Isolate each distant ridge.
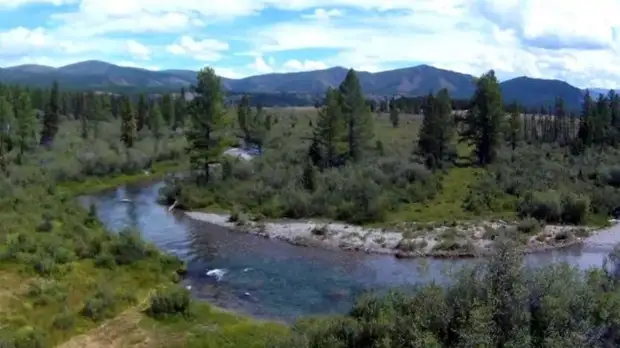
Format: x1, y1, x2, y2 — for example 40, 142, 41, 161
0, 60, 593, 109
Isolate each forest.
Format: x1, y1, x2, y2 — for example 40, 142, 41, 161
160, 68, 620, 256
3, 65, 620, 347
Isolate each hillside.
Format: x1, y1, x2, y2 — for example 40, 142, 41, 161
0, 60, 586, 109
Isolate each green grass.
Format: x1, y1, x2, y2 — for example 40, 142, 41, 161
139, 302, 288, 348
1, 158, 288, 347
387, 166, 490, 223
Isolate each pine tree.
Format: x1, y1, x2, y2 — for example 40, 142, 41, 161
120, 96, 137, 148
389, 99, 400, 128
417, 89, 454, 167
505, 102, 522, 151
460, 70, 503, 165
577, 90, 595, 148
15, 92, 37, 163
161, 94, 175, 128
609, 91, 620, 145
149, 100, 165, 153
418, 92, 438, 166
236, 95, 268, 152
186, 67, 230, 185
434, 88, 454, 163
595, 94, 611, 145
237, 95, 251, 145
338, 69, 373, 162
136, 94, 148, 132
0, 95, 16, 171
40, 80, 60, 145
313, 88, 346, 169
174, 88, 187, 130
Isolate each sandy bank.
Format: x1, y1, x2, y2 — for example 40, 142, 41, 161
184, 211, 597, 258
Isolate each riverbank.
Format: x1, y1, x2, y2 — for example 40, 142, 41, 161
0, 163, 289, 347
57, 160, 184, 195
185, 211, 597, 258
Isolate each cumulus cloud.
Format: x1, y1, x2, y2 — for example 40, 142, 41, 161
166, 36, 229, 61
126, 40, 150, 60
283, 59, 328, 71
1, 0, 620, 87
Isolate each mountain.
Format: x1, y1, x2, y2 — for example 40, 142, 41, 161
0, 60, 585, 109
1, 60, 194, 91
500, 77, 584, 110
587, 88, 612, 98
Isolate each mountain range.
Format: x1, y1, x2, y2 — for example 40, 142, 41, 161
0, 60, 603, 110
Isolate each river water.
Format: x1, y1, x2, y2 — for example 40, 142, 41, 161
79, 180, 620, 322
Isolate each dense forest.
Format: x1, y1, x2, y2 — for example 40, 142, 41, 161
4, 65, 620, 347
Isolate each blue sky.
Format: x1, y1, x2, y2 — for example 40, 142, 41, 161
1, 0, 620, 88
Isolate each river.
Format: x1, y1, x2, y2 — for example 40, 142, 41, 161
79, 180, 620, 322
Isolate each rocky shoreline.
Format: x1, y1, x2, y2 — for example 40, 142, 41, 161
184, 211, 599, 258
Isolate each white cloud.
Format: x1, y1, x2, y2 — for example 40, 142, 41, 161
302, 8, 344, 20
247, 56, 274, 74
213, 67, 246, 79
126, 40, 150, 60
0, 27, 54, 56
0, 0, 76, 7
1, 0, 620, 87
166, 36, 229, 61
283, 59, 327, 71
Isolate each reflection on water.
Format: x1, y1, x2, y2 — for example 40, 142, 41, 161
80, 181, 620, 322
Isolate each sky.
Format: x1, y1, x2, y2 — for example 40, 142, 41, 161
0, 0, 620, 88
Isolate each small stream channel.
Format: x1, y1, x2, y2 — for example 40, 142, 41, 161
79, 180, 620, 322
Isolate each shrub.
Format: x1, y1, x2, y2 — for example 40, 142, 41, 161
52, 311, 75, 330
108, 229, 152, 265
517, 218, 542, 234
561, 193, 590, 225
517, 190, 562, 223
81, 288, 118, 322
147, 287, 191, 319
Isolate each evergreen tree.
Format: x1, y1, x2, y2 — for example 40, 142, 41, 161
434, 88, 454, 163
40, 80, 60, 145
237, 95, 251, 145
609, 90, 620, 145
389, 99, 400, 128
338, 69, 373, 162
313, 88, 346, 169
417, 89, 454, 167
149, 100, 165, 153
418, 92, 437, 166
236, 95, 268, 152
14, 92, 37, 163
120, 96, 137, 148
186, 67, 230, 185
174, 88, 186, 130
136, 94, 148, 132
576, 90, 595, 148
301, 160, 317, 191
84, 92, 103, 138
460, 70, 503, 165
0, 95, 16, 171
161, 94, 175, 128
505, 102, 522, 151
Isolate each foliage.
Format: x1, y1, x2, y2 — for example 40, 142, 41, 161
279, 242, 620, 347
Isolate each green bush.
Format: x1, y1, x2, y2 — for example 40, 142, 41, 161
52, 311, 75, 331
517, 190, 562, 223
517, 217, 542, 234
147, 286, 191, 318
